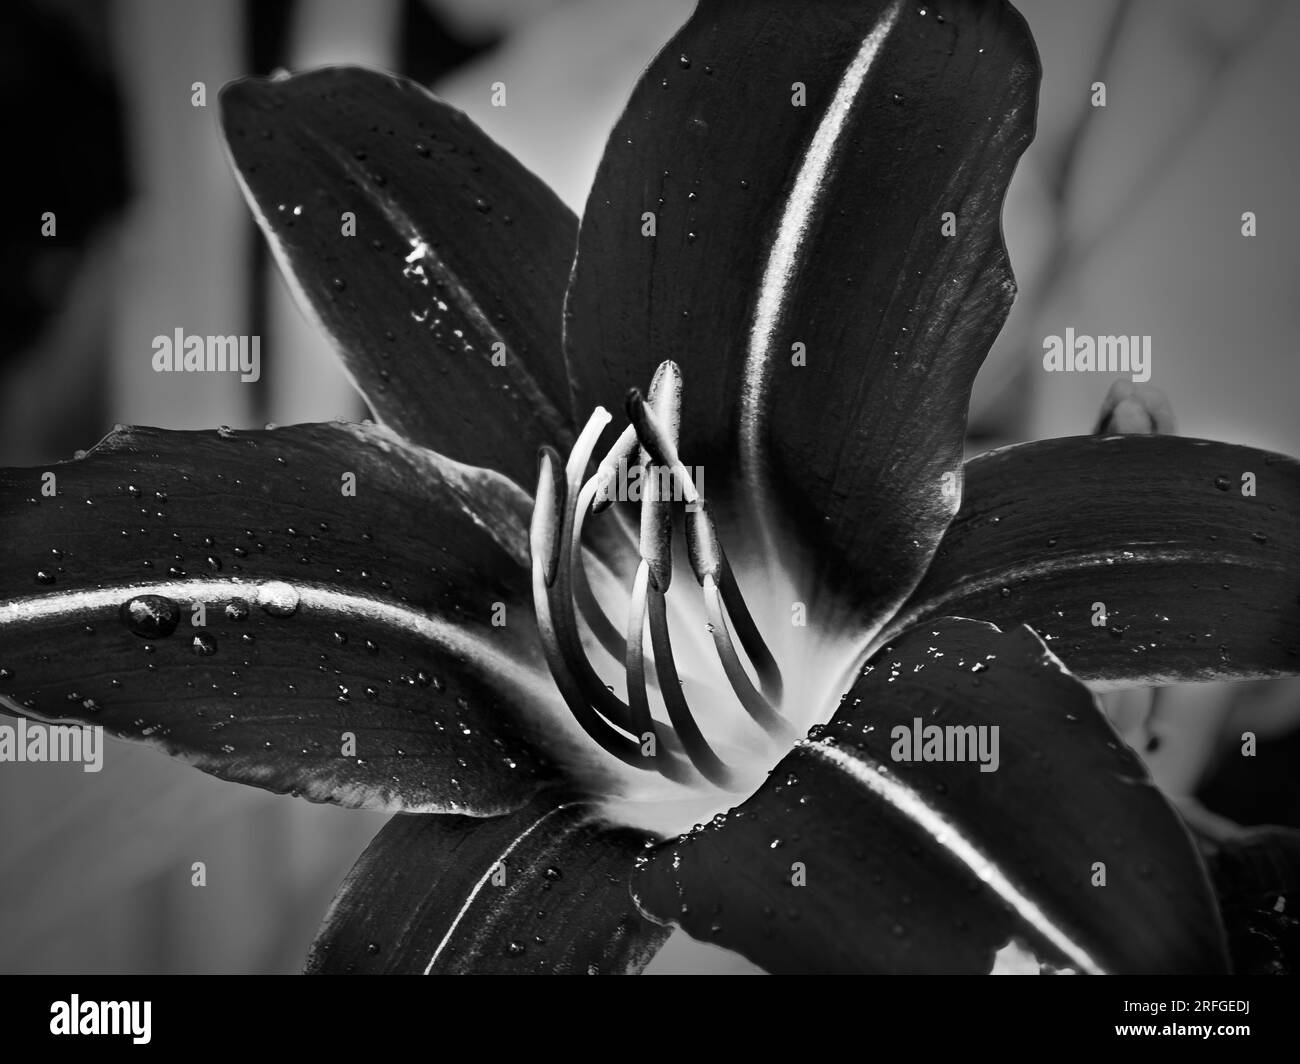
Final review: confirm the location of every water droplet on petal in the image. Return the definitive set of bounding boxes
[120,595,181,638]
[257,581,300,617]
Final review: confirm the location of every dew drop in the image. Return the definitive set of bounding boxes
[120,594,181,638]
[257,581,300,617]
[192,632,218,656]
[1213,476,1231,491]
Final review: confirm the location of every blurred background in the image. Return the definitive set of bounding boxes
[1,0,1297,973]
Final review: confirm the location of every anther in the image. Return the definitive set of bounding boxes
[591,362,683,515]
[625,389,699,506]
[685,500,723,583]
[646,359,683,441]
[528,447,565,588]
[637,365,682,594]
[639,476,674,592]
[589,423,638,516]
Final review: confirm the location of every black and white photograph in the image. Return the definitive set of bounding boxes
[1,0,1298,1027]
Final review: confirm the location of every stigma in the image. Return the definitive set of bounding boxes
[528,361,790,790]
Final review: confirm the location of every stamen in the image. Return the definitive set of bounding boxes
[624,563,658,741]
[647,582,737,789]
[541,408,687,767]
[531,363,792,787]
[639,474,674,592]
[684,500,723,583]
[529,458,643,767]
[528,447,566,588]
[646,359,683,441]
[548,410,643,733]
[589,423,638,516]
[687,502,784,703]
[636,360,684,592]
[625,561,695,784]
[703,574,793,741]
[569,478,630,663]
[717,562,785,704]
[625,389,700,507]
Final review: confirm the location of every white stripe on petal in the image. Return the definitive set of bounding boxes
[0,578,552,706]
[739,0,903,500]
[802,738,1105,974]
[425,802,577,973]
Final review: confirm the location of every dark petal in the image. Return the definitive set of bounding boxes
[1205,827,1300,975]
[634,619,1228,974]
[1206,825,1300,910]
[220,67,577,488]
[0,422,559,814]
[889,435,1300,686]
[306,796,667,973]
[565,0,1038,628]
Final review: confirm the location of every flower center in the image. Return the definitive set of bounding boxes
[529,361,803,813]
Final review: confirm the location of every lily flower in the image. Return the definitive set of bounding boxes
[3,0,1298,975]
